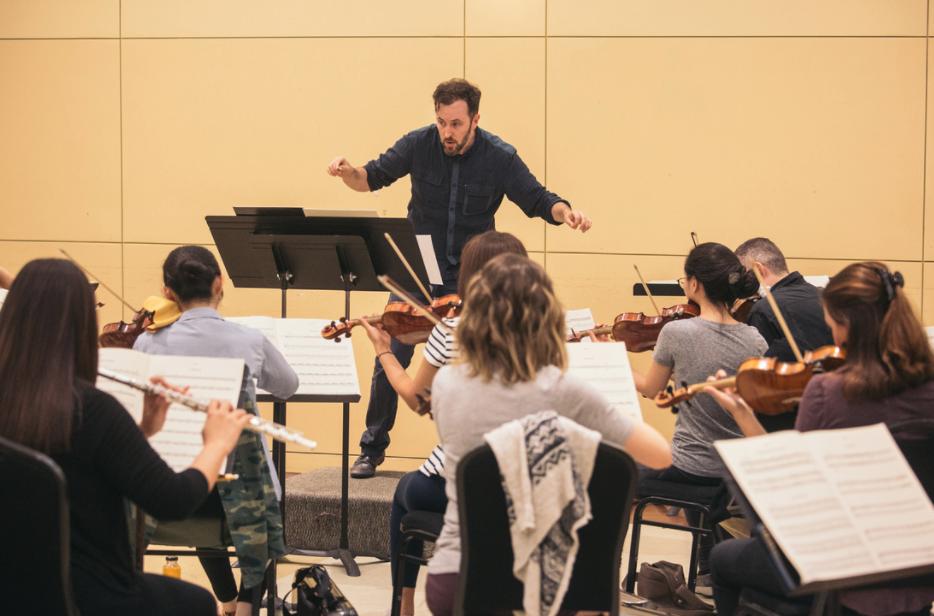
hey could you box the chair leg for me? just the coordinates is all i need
[251,582,261,616]
[686,509,708,591]
[265,559,277,616]
[391,535,411,616]
[625,501,649,593]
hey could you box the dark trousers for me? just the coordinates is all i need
[194,490,262,603]
[390,470,448,588]
[710,537,802,616]
[638,464,722,572]
[359,286,456,458]
[74,572,216,616]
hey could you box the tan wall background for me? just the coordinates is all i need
[1,1,931,473]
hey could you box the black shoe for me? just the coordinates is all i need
[350,454,384,478]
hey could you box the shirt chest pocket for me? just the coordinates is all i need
[463,183,495,216]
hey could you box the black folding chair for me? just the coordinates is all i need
[0,435,78,616]
[455,441,638,615]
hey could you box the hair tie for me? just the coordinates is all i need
[875,267,904,302]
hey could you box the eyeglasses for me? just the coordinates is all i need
[677,277,688,288]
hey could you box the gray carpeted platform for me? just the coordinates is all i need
[285,468,403,560]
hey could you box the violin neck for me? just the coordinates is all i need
[686,375,735,395]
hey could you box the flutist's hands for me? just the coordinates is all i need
[140,376,188,438]
[202,400,251,455]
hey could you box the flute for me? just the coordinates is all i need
[98,368,317,450]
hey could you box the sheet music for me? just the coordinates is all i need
[715,424,934,585]
[416,234,443,286]
[0,288,7,309]
[97,348,244,473]
[566,342,643,423]
[302,208,379,218]
[565,308,596,337]
[926,326,934,350]
[227,317,361,397]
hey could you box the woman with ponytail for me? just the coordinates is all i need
[706,262,934,616]
[134,246,299,616]
[631,242,767,575]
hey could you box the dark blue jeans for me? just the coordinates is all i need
[359,285,456,458]
[390,470,448,588]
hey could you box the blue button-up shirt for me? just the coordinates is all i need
[364,125,568,288]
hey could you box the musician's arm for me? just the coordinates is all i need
[0,266,13,289]
[633,361,672,399]
[259,336,300,400]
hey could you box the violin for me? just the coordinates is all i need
[99,296,182,348]
[730,295,761,323]
[654,345,846,415]
[321,294,461,345]
[567,302,699,352]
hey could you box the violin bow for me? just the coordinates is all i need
[59,249,138,313]
[383,233,433,304]
[690,231,699,247]
[377,275,453,333]
[632,265,661,315]
[751,266,804,362]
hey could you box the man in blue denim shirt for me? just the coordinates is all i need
[328,78,591,477]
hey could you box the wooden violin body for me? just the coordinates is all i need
[568,302,699,352]
[99,296,181,348]
[654,345,846,415]
[730,295,761,323]
[322,294,461,345]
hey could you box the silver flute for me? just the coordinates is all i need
[98,368,317,450]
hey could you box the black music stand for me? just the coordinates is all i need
[207,208,434,576]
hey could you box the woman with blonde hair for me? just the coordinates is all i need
[423,253,672,614]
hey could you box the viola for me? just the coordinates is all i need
[321,294,461,345]
[567,302,699,352]
[730,295,761,323]
[654,345,846,415]
[99,296,181,348]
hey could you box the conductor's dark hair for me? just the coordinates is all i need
[433,78,482,116]
[0,259,98,453]
[735,237,789,275]
[684,242,759,307]
[163,246,221,303]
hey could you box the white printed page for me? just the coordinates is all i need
[566,342,642,423]
[565,308,596,337]
[228,317,361,397]
[715,424,934,586]
[97,348,244,473]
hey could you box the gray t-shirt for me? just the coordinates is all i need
[427,363,636,575]
[653,318,767,477]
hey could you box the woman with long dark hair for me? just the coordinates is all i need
[705,262,934,616]
[0,259,249,616]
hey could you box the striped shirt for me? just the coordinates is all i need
[418,317,458,477]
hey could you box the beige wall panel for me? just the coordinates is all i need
[122,38,463,245]
[0,41,121,242]
[466,0,544,36]
[923,263,934,326]
[466,38,546,251]
[546,38,926,260]
[122,0,463,38]
[0,241,123,328]
[547,0,926,36]
[925,39,934,259]
[0,0,118,39]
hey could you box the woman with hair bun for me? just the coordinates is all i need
[134,245,298,616]
[631,242,767,576]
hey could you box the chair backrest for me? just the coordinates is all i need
[0,435,78,616]
[455,441,637,615]
[887,418,934,501]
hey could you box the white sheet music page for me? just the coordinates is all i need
[227,316,361,397]
[97,348,244,473]
[715,424,934,586]
[566,342,642,423]
[565,308,596,337]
